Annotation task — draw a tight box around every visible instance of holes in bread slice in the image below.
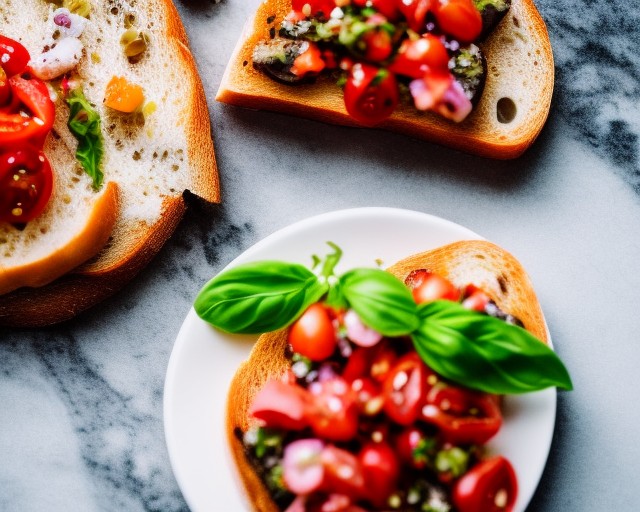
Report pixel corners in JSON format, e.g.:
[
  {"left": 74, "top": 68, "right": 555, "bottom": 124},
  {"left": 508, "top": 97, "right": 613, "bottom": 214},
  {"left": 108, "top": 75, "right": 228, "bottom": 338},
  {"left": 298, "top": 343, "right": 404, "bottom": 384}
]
[{"left": 497, "top": 97, "right": 517, "bottom": 123}]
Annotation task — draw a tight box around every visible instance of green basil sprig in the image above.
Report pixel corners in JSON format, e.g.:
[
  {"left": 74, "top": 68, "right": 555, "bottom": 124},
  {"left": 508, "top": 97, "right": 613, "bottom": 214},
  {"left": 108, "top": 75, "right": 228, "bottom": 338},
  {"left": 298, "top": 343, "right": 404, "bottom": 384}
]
[
  {"left": 194, "top": 244, "right": 572, "bottom": 393},
  {"left": 413, "top": 301, "right": 572, "bottom": 394},
  {"left": 66, "top": 88, "right": 104, "bottom": 190},
  {"left": 194, "top": 260, "right": 329, "bottom": 334}
]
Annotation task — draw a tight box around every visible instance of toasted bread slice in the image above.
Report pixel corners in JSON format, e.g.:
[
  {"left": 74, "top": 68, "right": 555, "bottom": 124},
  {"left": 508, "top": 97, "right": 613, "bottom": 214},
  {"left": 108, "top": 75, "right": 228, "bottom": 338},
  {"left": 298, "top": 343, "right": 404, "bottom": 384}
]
[
  {"left": 225, "top": 240, "right": 547, "bottom": 511},
  {"left": 0, "top": 0, "right": 219, "bottom": 326},
  {"left": 217, "top": 0, "right": 553, "bottom": 159}
]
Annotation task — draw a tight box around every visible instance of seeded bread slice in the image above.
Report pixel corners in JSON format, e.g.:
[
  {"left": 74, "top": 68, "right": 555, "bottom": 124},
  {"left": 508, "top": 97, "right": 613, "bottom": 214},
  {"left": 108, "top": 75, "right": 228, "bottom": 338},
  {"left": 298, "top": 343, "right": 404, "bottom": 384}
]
[
  {"left": 225, "top": 240, "right": 548, "bottom": 512},
  {"left": 217, "top": 0, "right": 553, "bottom": 159},
  {"left": 0, "top": 0, "right": 219, "bottom": 326}
]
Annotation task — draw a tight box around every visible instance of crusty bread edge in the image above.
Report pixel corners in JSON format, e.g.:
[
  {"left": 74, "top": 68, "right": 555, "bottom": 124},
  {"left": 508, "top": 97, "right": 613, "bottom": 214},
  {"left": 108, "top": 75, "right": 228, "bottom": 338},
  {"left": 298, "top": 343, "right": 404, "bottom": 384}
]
[
  {"left": 225, "top": 240, "right": 548, "bottom": 511},
  {"left": 0, "top": 182, "right": 119, "bottom": 295},
  {"left": 217, "top": 0, "right": 554, "bottom": 159},
  {"left": 0, "top": 0, "right": 219, "bottom": 326}
]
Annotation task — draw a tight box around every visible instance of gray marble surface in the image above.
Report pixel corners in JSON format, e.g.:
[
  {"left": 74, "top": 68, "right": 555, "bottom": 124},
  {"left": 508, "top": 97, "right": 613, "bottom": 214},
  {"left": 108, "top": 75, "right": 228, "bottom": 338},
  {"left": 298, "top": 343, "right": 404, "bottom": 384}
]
[{"left": 2, "top": 0, "right": 640, "bottom": 510}]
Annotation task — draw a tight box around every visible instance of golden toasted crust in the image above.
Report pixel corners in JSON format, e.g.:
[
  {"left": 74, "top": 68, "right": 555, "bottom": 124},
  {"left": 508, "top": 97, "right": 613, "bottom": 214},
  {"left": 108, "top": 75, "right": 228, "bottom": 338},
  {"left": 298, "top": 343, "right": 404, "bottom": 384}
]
[
  {"left": 225, "top": 240, "right": 548, "bottom": 510},
  {"left": 217, "top": 0, "right": 553, "bottom": 159},
  {"left": 0, "top": 0, "right": 219, "bottom": 327},
  {"left": 0, "top": 182, "right": 119, "bottom": 295}
]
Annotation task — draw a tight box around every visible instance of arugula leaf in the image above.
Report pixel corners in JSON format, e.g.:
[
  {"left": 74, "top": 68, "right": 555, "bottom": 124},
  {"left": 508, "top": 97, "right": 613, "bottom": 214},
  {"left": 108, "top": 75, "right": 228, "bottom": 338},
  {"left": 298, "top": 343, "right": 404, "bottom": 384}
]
[
  {"left": 411, "top": 300, "right": 573, "bottom": 394},
  {"left": 340, "top": 268, "right": 419, "bottom": 336},
  {"left": 194, "top": 260, "right": 328, "bottom": 334},
  {"left": 66, "top": 88, "right": 104, "bottom": 190}
]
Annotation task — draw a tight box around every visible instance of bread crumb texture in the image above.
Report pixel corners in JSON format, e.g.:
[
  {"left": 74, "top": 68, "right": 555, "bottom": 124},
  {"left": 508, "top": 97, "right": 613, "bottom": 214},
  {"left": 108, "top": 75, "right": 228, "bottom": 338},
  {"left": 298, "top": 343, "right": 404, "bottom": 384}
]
[{"left": 0, "top": 0, "right": 215, "bottom": 268}]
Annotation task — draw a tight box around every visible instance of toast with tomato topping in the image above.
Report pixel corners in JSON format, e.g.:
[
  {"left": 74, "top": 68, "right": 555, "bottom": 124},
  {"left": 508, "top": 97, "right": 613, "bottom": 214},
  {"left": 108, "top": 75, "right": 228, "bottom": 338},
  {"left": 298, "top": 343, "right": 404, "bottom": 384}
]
[
  {"left": 217, "top": 0, "right": 553, "bottom": 159},
  {"left": 225, "top": 240, "right": 547, "bottom": 512},
  {"left": 0, "top": 0, "right": 219, "bottom": 327}
]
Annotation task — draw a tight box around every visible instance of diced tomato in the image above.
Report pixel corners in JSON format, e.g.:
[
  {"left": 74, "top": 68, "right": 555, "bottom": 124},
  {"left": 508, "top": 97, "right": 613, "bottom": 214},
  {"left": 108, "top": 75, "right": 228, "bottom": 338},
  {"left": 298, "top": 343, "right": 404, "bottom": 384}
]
[
  {"left": 320, "top": 445, "right": 366, "bottom": 498},
  {"left": 462, "top": 287, "right": 491, "bottom": 312},
  {"left": 103, "top": 76, "right": 144, "bottom": 113},
  {"left": 249, "top": 379, "right": 312, "bottom": 430},
  {"left": 292, "top": 0, "right": 336, "bottom": 17},
  {"left": 422, "top": 384, "right": 502, "bottom": 444},
  {"left": 0, "top": 76, "right": 55, "bottom": 151},
  {"left": 452, "top": 456, "right": 518, "bottom": 512},
  {"left": 388, "top": 35, "right": 450, "bottom": 79},
  {"left": 358, "top": 441, "right": 400, "bottom": 507},
  {"left": 405, "top": 269, "right": 461, "bottom": 303},
  {"left": 0, "top": 35, "right": 30, "bottom": 77},
  {"left": 351, "top": 377, "right": 384, "bottom": 415},
  {"left": 308, "top": 377, "right": 359, "bottom": 441},
  {"left": 360, "top": 30, "right": 393, "bottom": 62},
  {"left": 396, "top": 426, "right": 433, "bottom": 469},
  {"left": 396, "top": 0, "right": 431, "bottom": 32},
  {"left": 291, "top": 42, "right": 326, "bottom": 77},
  {"left": 382, "top": 352, "right": 430, "bottom": 425}
]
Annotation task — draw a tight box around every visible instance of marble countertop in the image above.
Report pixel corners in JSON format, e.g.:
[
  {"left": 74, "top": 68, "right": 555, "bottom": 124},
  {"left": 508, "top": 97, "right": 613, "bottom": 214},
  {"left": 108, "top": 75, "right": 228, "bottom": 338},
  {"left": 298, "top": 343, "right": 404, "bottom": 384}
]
[{"left": 2, "top": 0, "right": 640, "bottom": 510}]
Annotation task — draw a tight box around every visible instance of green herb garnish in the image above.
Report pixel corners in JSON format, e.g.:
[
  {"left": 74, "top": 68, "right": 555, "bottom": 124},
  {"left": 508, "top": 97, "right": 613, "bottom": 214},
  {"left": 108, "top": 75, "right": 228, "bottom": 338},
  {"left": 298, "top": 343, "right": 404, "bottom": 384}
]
[
  {"left": 66, "top": 88, "right": 104, "bottom": 190},
  {"left": 194, "top": 244, "right": 573, "bottom": 395}
]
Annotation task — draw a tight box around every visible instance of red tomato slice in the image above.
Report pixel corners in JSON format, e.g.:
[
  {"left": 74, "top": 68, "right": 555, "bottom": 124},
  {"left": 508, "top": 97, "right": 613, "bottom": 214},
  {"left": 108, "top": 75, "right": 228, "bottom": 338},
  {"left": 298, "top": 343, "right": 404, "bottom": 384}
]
[
  {"left": 382, "top": 352, "right": 430, "bottom": 425},
  {"left": 343, "top": 63, "right": 399, "bottom": 126},
  {"left": 421, "top": 384, "right": 502, "bottom": 444},
  {"left": 1, "top": 76, "right": 55, "bottom": 151},
  {"left": 388, "top": 35, "right": 450, "bottom": 79},
  {"left": 248, "top": 379, "right": 312, "bottom": 431},
  {"left": 308, "top": 378, "right": 359, "bottom": 441},
  {"left": 396, "top": 0, "right": 432, "bottom": 32},
  {"left": 288, "top": 303, "right": 337, "bottom": 361},
  {"left": 320, "top": 444, "right": 366, "bottom": 498},
  {"left": 0, "top": 35, "right": 30, "bottom": 77},
  {"left": 432, "top": 0, "right": 483, "bottom": 43},
  {"left": 453, "top": 456, "right": 518, "bottom": 512},
  {"left": 0, "top": 147, "right": 53, "bottom": 223},
  {"left": 292, "top": 0, "right": 336, "bottom": 17},
  {"left": 358, "top": 441, "right": 400, "bottom": 507}
]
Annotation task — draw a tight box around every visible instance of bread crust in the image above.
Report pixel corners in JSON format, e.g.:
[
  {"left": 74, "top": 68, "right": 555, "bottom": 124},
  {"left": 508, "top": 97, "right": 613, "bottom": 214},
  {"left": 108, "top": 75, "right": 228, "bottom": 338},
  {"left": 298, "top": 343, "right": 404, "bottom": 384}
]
[
  {"left": 225, "top": 240, "right": 548, "bottom": 511},
  {"left": 0, "top": 0, "right": 219, "bottom": 326},
  {"left": 217, "top": 0, "right": 553, "bottom": 159}
]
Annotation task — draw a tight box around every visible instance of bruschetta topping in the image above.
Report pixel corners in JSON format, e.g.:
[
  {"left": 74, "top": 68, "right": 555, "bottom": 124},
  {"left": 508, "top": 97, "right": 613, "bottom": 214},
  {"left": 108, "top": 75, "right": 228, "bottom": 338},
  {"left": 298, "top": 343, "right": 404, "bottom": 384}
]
[{"left": 252, "top": 0, "right": 502, "bottom": 124}]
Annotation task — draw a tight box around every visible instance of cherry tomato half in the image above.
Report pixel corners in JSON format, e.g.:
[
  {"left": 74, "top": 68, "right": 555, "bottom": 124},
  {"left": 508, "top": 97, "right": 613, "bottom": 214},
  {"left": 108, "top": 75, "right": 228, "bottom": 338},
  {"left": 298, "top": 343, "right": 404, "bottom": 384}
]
[
  {"left": 343, "top": 63, "right": 399, "bottom": 126},
  {"left": 406, "top": 269, "right": 461, "bottom": 303},
  {"left": 432, "top": 0, "right": 483, "bottom": 43},
  {"left": 320, "top": 444, "right": 366, "bottom": 498},
  {"left": 0, "top": 35, "right": 30, "bottom": 77},
  {"left": 389, "top": 35, "right": 450, "bottom": 79},
  {"left": 0, "top": 147, "right": 54, "bottom": 224},
  {"left": 359, "top": 441, "right": 400, "bottom": 507},
  {"left": 452, "top": 456, "right": 518, "bottom": 512},
  {"left": 382, "top": 352, "right": 430, "bottom": 425},
  {"left": 0, "top": 76, "right": 55, "bottom": 151},
  {"left": 289, "top": 303, "right": 337, "bottom": 361},
  {"left": 421, "top": 384, "right": 502, "bottom": 444}
]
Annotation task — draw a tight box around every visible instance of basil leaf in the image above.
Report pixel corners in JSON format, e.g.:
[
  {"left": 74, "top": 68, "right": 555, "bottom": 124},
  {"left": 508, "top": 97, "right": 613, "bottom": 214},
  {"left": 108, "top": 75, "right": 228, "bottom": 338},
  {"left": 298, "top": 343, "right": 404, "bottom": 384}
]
[
  {"left": 194, "top": 261, "right": 328, "bottom": 334},
  {"left": 66, "top": 88, "right": 104, "bottom": 190},
  {"left": 412, "top": 301, "right": 573, "bottom": 394},
  {"left": 340, "top": 268, "right": 419, "bottom": 336}
]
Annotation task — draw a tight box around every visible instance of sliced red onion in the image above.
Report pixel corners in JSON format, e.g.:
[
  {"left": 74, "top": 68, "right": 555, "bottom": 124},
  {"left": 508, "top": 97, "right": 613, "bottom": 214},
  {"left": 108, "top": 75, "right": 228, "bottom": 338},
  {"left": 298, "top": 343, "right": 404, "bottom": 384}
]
[
  {"left": 435, "top": 79, "right": 473, "bottom": 123},
  {"left": 54, "top": 10, "right": 72, "bottom": 29},
  {"left": 284, "top": 496, "right": 307, "bottom": 512},
  {"left": 283, "top": 439, "right": 325, "bottom": 495},
  {"left": 344, "top": 309, "right": 382, "bottom": 347}
]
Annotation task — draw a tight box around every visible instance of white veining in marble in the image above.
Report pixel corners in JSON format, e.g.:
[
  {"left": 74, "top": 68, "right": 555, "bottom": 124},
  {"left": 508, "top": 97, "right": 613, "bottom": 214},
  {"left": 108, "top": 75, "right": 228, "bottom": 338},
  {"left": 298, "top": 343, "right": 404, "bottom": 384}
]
[{"left": 1, "top": 0, "right": 640, "bottom": 511}]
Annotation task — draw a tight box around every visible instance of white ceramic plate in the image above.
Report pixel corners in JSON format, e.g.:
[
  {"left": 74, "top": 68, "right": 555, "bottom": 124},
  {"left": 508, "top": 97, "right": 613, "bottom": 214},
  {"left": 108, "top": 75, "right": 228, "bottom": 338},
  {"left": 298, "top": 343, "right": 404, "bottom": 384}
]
[{"left": 164, "top": 207, "right": 556, "bottom": 512}]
